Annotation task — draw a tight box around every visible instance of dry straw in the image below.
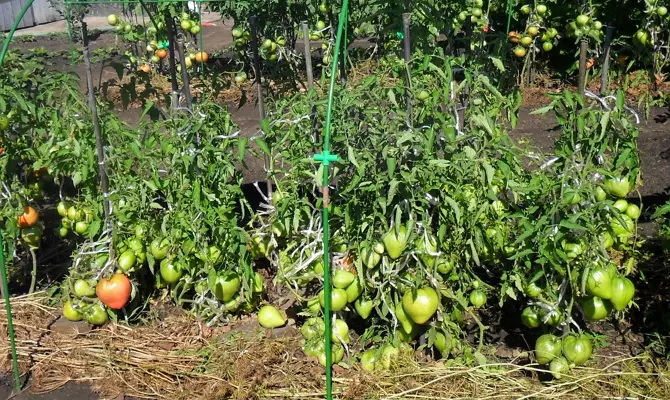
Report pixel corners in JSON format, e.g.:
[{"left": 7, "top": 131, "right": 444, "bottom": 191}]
[{"left": 0, "top": 292, "right": 668, "bottom": 399}]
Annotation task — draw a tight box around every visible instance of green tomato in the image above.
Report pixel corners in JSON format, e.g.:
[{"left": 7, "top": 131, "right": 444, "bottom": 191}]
[
  {"left": 613, "top": 199, "right": 629, "bottom": 212},
  {"left": 379, "top": 344, "right": 399, "bottom": 370},
  {"left": 150, "top": 238, "right": 169, "bottom": 260},
  {"left": 224, "top": 295, "right": 241, "bottom": 313},
  {"left": 300, "top": 317, "right": 325, "bottom": 339},
  {"left": 63, "top": 300, "right": 82, "bottom": 321},
  {"left": 562, "top": 335, "right": 592, "bottom": 366},
  {"left": 307, "top": 297, "right": 321, "bottom": 313},
  {"left": 253, "top": 271, "right": 264, "bottom": 293},
  {"left": 22, "top": 226, "right": 42, "bottom": 247},
  {"left": 534, "top": 334, "right": 562, "bottom": 365},
  {"left": 402, "top": 287, "right": 439, "bottom": 324},
  {"left": 434, "top": 331, "right": 451, "bottom": 357},
  {"left": 525, "top": 282, "right": 543, "bottom": 298},
  {"left": 0, "top": 114, "right": 10, "bottom": 132},
  {"left": 258, "top": 305, "right": 286, "bottom": 328},
  {"left": 519, "top": 35, "right": 533, "bottom": 47},
  {"left": 159, "top": 259, "right": 183, "bottom": 284},
  {"left": 318, "top": 288, "right": 348, "bottom": 311},
  {"left": 383, "top": 225, "right": 409, "bottom": 259},
  {"left": 535, "top": 4, "right": 547, "bottom": 14},
  {"left": 416, "top": 90, "right": 430, "bottom": 102},
  {"left": 576, "top": 14, "right": 590, "bottom": 27},
  {"left": 610, "top": 276, "right": 635, "bottom": 311},
  {"left": 360, "top": 348, "right": 378, "bottom": 372},
  {"left": 541, "top": 309, "right": 563, "bottom": 326},
  {"left": 331, "top": 319, "right": 350, "bottom": 343},
  {"left": 67, "top": 206, "right": 81, "bottom": 221},
  {"left": 360, "top": 247, "right": 381, "bottom": 268},
  {"left": 601, "top": 231, "right": 614, "bottom": 249},
  {"left": 212, "top": 272, "right": 240, "bottom": 302},
  {"left": 333, "top": 270, "right": 356, "bottom": 289},
  {"left": 521, "top": 306, "right": 541, "bottom": 328},
  {"left": 562, "top": 242, "right": 582, "bottom": 259},
  {"left": 436, "top": 258, "right": 454, "bottom": 274},
  {"left": 117, "top": 250, "right": 137, "bottom": 272},
  {"left": 303, "top": 338, "right": 324, "bottom": 358},
  {"left": 107, "top": 14, "right": 119, "bottom": 26},
  {"left": 345, "top": 277, "right": 362, "bottom": 303},
  {"left": 610, "top": 214, "right": 634, "bottom": 237},
  {"left": 581, "top": 296, "right": 612, "bottom": 320},
  {"left": 603, "top": 177, "right": 630, "bottom": 198},
  {"left": 355, "top": 297, "right": 374, "bottom": 319},
  {"left": 586, "top": 266, "right": 613, "bottom": 299},
  {"left": 74, "top": 221, "right": 89, "bottom": 235},
  {"left": 85, "top": 303, "right": 109, "bottom": 325},
  {"left": 549, "top": 356, "right": 570, "bottom": 379},
  {"left": 73, "top": 279, "right": 95, "bottom": 297},
  {"left": 657, "top": 6, "right": 668, "bottom": 16},
  {"left": 417, "top": 234, "right": 438, "bottom": 267},
  {"left": 520, "top": 5, "right": 531, "bottom": 15},
  {"left": 58, "top": 227, "right": 69, "bottom": 238},
  {"left": 563, "top": 189, "right": 582, "bottom": 205},
  {"left": 625, "top": 204, "right": 640, "bottom": 219},
  {"left": 57, "top": 201, "right": 70, "bottom": 217},
  {"left": 469, "top": 289, "right": 487, "bottom": 308}
]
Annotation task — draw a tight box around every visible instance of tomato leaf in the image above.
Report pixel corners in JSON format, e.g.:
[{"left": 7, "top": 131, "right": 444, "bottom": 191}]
[
  {"left": 255, "top": 138, "right": 271, "bottom": 155},
  {"left": 531, "top": 104, "right": 554, "bottom": 115},
  {"left": 443, "top": 195, "right": 461, "bottom": 224},
  {"left": 347, "top": 145, "right": 359, "bottom": 169},
  {"left": 387, "top": 180, "right": 399, "bottom": 206},
  {"left": 489, "top": 56, "right": 505, "bottom": 72}
]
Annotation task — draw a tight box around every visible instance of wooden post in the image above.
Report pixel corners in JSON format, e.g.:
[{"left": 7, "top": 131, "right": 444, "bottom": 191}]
[
  {"left": 301, "top": 21, "right": 314, "bottom": 90},
  {"left": 167, "top": 16, "right": 180, "bottom": 109},
  {"left": 402, "top": 12, "right": 412, "bottom": 118},
  {"left": 82, "top": 22, "right": 111, "bottom": 225},
  {"left": 248, "top": 15, "right": 272, "bottom": 202},
  {"left": 578, "top": 39, "right": 588, "bottom": 97},
  {"left": 176, "top": 38, "right": 193, "bottom": 109},
  {"left": 600, "top": 26, "right": 615, "bottom": 94}
]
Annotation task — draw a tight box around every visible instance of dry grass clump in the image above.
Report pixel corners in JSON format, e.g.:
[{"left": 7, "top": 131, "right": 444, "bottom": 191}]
[{"left": 1, "top": 293, "right": 668, "bottom": 399}]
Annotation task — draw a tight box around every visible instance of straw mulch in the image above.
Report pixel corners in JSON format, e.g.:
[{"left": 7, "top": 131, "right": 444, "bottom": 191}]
[{"left": 1, "top": 292, "right": 669, "bottom": 400}]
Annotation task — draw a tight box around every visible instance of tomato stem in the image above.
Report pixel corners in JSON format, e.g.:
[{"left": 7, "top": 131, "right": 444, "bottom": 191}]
[{"left": 28, "top": 246, "right": 37, "bottom": 295}]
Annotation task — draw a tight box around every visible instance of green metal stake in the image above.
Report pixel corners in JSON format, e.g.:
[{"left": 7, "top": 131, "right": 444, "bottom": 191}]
[
  {"left": 0, "top": 0, "right": 37, "bottom": 66},
  {"left": 506, "top": 0, "right": 514, "bottom": 34},
  {"left": 0, "top": 231, "right": 21, "bottom": 391},
  {"left": 312, "top": 1, "right": 348, "bottom": 398},
  {"left": 0, "top": 0, "right": 36, "bottom": 393}
]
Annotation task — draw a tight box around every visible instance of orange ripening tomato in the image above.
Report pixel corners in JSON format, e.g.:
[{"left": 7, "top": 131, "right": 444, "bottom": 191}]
[
  {"left": 32, "top": 167, "right": 48, "bottom": 178},
  {"left": 194, "top": 51, "right": 209, "bottom": 63},
  {"left": 508, "top": 31, "right": 520, "bottom": 43},
  {"left": 18, "top": 206, "right": 38, "bottom": 228},
  {"left": 139, "top": 64, "right": 151, "bottom": 73},
  {"left": 586, "top": 58, "right": 595, "bottom": 69},
  {"left": 155, "top": 49, "right": 168, "bottom": 59},
  {"left": 96, "top": 273, "right": 132, "bottom": 310}
]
